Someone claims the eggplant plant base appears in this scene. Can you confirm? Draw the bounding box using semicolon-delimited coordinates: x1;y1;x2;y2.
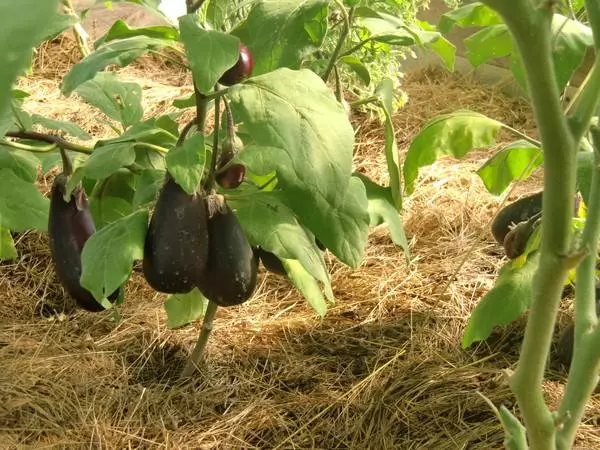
1;49;599;448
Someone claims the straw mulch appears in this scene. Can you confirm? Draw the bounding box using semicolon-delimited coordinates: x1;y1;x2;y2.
1;37;599;449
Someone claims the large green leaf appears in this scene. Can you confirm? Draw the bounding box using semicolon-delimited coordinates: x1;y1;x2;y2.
74;72;143;129
133;168;164;207
464;25;512;67
94;19;179;48
229;68;369;267
31;114;92;140
0;169;50;231
61;36;175;95
477;141;542;195
164;288;209;329
80;209;149;301
231;0;329;76
89;170;136;229
179;15;240;94
404;110;503;194
438;2;502;33
165;134;207;195
340;56;371;86
0;227;17;260
0;147;40;182
462;253;539;348
0;0;60;115
282;259;329;316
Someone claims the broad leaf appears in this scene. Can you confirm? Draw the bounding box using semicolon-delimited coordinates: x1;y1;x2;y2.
179;15;240;94
105;120;177;147
282;258;329;316
229;68;369;267
0;147;40;182
31;114;92;140
42;11;79;42
231;0;329;76
61;36;175;95
95;19;179;48
164;288;208;329
438;2;502;33
340;56;371;86
74;72;143;129
80;209;149;301
477;141;542;195
89;170;136;229
404;110;503;194
0;0;59;115
165;134;207;194
0;169;49;231
462;253;539;348
81;143;137;180
133;168;165;207
0;227;17;260
464;25;512;67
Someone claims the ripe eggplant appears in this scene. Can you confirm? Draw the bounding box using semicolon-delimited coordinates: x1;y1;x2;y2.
491;192;543;244
48;173;118;311
143;173;209;293
216;163;246;189
254;247;286;276
219;43;254;87
197;196;258;307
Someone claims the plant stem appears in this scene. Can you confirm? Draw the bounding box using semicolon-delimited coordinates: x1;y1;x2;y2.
61;0;90;58
322;5;354;83
501;124;542;147
482;0;577;448
176;118;198;147
333;64;343;103
349;95;379;108
566;56;600;139
204;92;221;191
58;147;73;176
132;142;168;154
4;130;94;154
180;301;219;379
555;127;600;449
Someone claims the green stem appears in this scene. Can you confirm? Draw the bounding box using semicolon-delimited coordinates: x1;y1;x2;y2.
555;127;600;449
179;301;219;379
176;118;197;147
482;0;577;448
204;92;221;191
322;5;354;83
338;38;372;59
203;87;230;102
4;130;93;154
58;147;73;176
501;124;542;147
132;142;169;154
61;0;90;58
1;140;56;152
567;56;600;139
333;64;343;103
349;95;379;108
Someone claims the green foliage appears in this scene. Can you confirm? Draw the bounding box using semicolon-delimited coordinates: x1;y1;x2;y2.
0;169;49;232
165;288;209;329
165;134;207;195
0;227;17;261
89;170;137;229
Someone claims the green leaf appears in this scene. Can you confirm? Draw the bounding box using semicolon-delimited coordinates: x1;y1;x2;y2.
464;25;512;67
173;93;196;109
477;141;542;195
133;168;164;207
424;33;456;72
404;110;503;195
89;170;136;229
31;114;92;140
80;209;149;301
81;143;137;180
95;19;179;48
74;72;143;128
231;0;329;76
340;55;371;86
375;78;402;211
165;134;207;194
0;0;60;115
438;2;503;33
106;120;177;147
355;174;409;258
577;151;594;205
42;12;79;42
229;68;369;267
0;227;17;260
0;147;40;182
282;259;329;316
0;169;49;231
462;253;539;348
164;288;209;329
179;15;240;94
61;36;175;95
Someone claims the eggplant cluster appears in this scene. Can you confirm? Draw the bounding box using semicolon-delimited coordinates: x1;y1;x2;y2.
142;174;258;307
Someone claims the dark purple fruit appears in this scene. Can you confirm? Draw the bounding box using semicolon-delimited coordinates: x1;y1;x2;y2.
142;173;209;294
491;192;543;244
503;218;538;259
219;43;254;86
197;196;258;307
216;164;246;189
48;173;119;312
254;247;286;276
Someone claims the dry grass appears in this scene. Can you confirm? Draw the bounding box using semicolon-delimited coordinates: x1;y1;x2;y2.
1;38;600;449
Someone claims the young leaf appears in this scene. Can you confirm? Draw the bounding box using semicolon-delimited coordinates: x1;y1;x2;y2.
464;25;513;67
404;110;503;194
94;20;179;48
61;36;175;95
477;141;542;195
0;0;60;115
0;227;17;260
462;253;539;348
164;288;209;329
74;72;143;129
133;168;165;207
340;56;371;86
282;258;329;317
179;15;240;94
0;169;50;232
438;2;503;33
375;78;402;211
89;170;136;229
415;21;456;71
79;143;137;180
0;147;41;182
355;173;409;258
80;209;149;302
229;68;369;267
165;134;207;195
231;0;329;76
31;114;92;140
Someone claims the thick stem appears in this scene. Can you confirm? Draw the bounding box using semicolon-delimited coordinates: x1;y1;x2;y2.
180;301;219;379
322;5;354;83
4;130;93;154
482;0;577;448
58;147;73;176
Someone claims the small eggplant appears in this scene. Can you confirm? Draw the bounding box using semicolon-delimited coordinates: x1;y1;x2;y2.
216;163;246;189
491;192;543;244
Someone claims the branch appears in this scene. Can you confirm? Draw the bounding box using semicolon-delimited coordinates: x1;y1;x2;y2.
322;4;355;83
5;130;93;154
180;301;219;379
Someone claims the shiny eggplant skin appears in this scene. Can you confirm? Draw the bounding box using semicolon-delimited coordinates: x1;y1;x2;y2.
48;173;118;312
254;247;286;276
142;173;209;294
197;199;258;307
491;192;543;244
